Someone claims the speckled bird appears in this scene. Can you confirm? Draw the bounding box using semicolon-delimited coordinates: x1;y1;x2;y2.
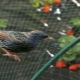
0;30;54;61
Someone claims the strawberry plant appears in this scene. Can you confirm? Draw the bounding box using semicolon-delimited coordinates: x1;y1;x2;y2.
69;18;80;36
58;35;80;62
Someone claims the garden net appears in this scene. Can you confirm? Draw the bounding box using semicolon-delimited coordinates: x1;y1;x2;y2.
0;0;80;80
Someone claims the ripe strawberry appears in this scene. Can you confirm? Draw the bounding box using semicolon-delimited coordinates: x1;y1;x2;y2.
53;0;61;5
69;64;78;71
42;5;51;13
55;61;66;68
66;29;74;35
76;63;80;68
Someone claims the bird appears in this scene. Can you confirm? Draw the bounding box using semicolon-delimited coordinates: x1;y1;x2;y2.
0;30;54;61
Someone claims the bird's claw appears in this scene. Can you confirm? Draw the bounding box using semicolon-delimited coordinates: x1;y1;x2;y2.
3;54;21;61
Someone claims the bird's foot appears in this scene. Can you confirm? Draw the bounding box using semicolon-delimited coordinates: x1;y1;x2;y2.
3;53;21;61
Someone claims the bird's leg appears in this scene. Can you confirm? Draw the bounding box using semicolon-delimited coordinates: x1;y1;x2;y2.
1;48;21;61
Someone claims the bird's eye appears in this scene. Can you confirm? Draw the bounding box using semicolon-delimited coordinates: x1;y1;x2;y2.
43;35;48;38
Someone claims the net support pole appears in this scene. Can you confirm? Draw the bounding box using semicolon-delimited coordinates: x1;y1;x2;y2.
31;37;80;80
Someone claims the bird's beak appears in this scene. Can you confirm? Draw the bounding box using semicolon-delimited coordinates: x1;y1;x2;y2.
45;36;55;41
48;36;55;40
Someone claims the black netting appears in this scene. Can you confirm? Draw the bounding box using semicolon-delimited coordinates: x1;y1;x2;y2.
0;0;80;80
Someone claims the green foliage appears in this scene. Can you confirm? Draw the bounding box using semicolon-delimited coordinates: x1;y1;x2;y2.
58;35;80;61
58;35;76;48
30;0;44;8
70;18;80;27
61;53;76;61
30;0;53;8
47;0;53;4
0;19;8;28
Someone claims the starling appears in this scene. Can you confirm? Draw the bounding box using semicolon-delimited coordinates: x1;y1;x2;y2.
0;30;54;61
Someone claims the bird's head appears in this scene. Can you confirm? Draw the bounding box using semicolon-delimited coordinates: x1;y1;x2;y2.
30;30;55;41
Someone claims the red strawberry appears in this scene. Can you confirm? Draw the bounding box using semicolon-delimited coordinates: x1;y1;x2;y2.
69;64;78;71
53;0;61;5
66;29;74;35
42;5;51;13
76;63;80;68
55;61;66;68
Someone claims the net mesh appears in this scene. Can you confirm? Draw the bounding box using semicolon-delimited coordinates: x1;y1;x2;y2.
0;0;80;80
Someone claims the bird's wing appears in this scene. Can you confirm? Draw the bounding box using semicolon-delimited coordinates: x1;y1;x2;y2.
0;31;28;42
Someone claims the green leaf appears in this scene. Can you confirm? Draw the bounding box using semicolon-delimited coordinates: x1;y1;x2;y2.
58;35;76;48
62;53;77;61
58;51;77;61
58;35;79;62
39;1;44;6
0;19;8;28
72;43;80;53
70;18;80;27
58;35;80;53
59;43;68;48
66;49;74;54
47;0;53;4
58;35;76;43
30;0;40;8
